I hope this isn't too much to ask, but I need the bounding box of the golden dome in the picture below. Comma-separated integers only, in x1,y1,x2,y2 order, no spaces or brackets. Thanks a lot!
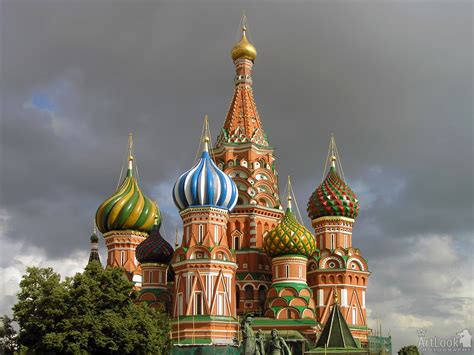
231,26,257,62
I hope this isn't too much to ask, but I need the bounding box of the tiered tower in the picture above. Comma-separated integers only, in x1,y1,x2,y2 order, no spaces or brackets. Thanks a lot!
87,223,102,266
136,211,174,311
212,19,283,315
306,136,370,344
95,134,158,281
263,183,317,321
171,131,239,348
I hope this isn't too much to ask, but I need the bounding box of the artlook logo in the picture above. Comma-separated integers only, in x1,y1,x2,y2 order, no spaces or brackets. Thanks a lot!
417,328,472,352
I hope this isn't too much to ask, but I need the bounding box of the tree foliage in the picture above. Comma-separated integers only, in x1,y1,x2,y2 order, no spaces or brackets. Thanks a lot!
0,314,18,354
398,345,420,355
13,262,171,354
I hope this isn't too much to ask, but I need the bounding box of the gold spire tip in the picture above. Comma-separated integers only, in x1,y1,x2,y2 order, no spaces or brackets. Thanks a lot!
128,132,134,161
203,115,210,150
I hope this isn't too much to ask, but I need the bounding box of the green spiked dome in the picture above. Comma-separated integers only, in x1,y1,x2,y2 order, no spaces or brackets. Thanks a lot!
95,134,159,234
307,153,359,221
264,196,316,258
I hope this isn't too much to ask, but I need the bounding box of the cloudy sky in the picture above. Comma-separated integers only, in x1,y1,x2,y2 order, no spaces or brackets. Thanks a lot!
0,0,472,352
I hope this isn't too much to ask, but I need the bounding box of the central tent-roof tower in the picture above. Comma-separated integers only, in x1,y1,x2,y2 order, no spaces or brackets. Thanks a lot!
211,16,283,315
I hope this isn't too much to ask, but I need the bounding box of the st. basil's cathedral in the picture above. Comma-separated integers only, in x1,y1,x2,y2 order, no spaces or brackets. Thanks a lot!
90,20,374,355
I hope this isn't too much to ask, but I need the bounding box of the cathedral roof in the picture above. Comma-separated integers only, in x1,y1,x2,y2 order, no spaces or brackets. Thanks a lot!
307,136,359,220
95,134,159,234
264,186,316,258
173,120,238,211
316,293,358,349
215,20,268,148
231,25,257,62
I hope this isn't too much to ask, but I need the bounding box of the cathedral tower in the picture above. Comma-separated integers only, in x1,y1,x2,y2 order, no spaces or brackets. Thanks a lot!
171,126,239,347
136,210,174,311
263,180,317,321
95,134,158,281
87,223,102,266
212,18,283,315
306,136,370,345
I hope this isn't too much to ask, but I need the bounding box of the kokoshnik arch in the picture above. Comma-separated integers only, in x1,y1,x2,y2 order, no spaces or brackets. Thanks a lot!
91,19,371,353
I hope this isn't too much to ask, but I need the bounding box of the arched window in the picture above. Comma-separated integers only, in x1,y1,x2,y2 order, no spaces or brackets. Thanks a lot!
245,285,253,301
234,236,240,250
236,288,240,310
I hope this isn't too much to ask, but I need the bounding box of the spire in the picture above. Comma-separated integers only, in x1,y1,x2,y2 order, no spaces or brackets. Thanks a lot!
203,115,210,152
287,176,293,212
88,219,102,266
215,16,267,148
324,134,345,181
154,201,160,226
127,132,134,176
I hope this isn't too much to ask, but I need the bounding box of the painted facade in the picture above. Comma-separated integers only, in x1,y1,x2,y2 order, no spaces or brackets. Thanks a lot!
93,19,372,352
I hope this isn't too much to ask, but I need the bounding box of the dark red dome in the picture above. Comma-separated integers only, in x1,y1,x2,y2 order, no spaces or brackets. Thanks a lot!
136,223,174,264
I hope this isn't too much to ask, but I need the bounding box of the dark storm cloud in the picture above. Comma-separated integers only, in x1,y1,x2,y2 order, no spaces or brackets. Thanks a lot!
1,0,472,351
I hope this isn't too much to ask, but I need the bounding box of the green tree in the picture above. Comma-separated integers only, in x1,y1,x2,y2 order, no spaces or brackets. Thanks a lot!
398,345,420,355
13,262,171,354
0,315,18,354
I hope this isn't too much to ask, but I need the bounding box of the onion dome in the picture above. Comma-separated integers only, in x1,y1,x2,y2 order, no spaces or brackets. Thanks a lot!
172,134,238,211
136,215,173,265
307,155,359,220
90,230,99,243
264,195,317,258
95,134,159,234
231,25,257,62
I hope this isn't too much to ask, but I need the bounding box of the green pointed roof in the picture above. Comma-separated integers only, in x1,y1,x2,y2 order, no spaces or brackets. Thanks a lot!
316,302,358,349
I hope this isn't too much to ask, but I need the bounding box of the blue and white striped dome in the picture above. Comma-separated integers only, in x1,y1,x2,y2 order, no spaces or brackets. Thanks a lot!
172,138,238,211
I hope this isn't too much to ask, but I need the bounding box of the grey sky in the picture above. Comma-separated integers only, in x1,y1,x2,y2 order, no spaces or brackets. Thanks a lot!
1,1,472,352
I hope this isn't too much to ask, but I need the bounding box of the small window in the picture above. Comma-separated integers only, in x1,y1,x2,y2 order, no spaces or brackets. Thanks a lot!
285,265,290,278
352,306,357,324
195,292,203,315
214,225,219,244
198,225,204,243
330,234,335,249
120,250,126,266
